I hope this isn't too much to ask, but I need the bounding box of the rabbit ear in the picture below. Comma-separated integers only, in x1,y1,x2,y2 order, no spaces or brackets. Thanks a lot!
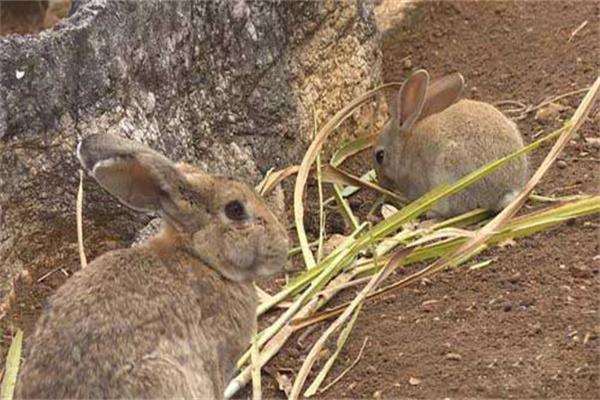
397,69,429,131
419,72,464,121
77,135,202,228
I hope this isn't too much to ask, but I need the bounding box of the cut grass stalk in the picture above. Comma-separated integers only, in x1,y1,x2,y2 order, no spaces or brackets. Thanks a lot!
0,329,23,400
469,259,494,271
250,326,262,400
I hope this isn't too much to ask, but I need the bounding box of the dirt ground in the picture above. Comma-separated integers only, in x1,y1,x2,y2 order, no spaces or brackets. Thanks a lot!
1,1,599,399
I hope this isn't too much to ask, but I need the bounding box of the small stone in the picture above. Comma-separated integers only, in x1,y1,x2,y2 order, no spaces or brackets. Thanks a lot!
403,58,413,69
571,264,592,279
556,160,567,169
15,70,25,80
445,353,462,361
584,137,600,149
145,92,156,115
20,269,33,285
381,204,399,219
373,390,382,400
535,102,568,122
507,272,521,284
409,377,422,386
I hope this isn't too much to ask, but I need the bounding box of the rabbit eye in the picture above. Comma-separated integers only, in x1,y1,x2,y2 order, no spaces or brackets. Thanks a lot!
375,149,385,164
225,200,248,221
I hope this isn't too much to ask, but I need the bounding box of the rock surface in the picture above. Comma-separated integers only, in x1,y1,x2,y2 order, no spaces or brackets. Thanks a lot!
0,0,381,312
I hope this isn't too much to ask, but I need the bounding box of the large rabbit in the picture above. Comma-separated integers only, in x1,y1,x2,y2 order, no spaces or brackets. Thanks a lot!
15,134,289,399
373,69,528,218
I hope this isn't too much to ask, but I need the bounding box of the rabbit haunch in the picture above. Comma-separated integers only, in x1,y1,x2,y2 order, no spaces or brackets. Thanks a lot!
374,69,528,218
15,134,289,399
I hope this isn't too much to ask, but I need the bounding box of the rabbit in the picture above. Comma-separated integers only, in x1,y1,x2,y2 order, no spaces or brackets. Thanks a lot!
15,134,289,399
373,69,528,218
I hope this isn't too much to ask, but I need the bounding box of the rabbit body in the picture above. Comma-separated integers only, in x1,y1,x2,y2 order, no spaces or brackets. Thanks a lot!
17,238,255,399
16,134,288,399
374,71,528,217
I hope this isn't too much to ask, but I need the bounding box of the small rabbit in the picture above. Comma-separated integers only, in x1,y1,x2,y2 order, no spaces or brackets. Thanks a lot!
373,69,528,218
15,134,289,399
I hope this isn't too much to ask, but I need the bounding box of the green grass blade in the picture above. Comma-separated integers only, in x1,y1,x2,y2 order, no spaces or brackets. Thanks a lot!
333,184,360,231
330,134,377,167
0,329,23,400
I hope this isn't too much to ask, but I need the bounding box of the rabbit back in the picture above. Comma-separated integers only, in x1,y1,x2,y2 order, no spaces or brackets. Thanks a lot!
15,243,257,399
398,99,528,216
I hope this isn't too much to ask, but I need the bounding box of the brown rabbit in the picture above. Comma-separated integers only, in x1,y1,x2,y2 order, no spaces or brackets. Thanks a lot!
373,69,528,217
15,134,289,399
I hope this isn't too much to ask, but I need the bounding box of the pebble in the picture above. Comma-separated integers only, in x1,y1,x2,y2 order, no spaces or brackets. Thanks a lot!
556,160,567,169
373,390,382,400
445,353,463,361
535,102,568,122
409,377,422,386
584,137,600,149
20,269,33,285
403,58,413,69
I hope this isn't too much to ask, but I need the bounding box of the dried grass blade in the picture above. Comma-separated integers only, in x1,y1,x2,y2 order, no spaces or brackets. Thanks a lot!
315,107,326,262
77,170,87,269
258,165,300,197
322,165,408,204
303,305,362,397
0,329,23,400
294,83,402,270
320,336,369,394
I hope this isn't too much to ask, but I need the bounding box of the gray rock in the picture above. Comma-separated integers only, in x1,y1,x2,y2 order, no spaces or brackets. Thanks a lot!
0,0,381,313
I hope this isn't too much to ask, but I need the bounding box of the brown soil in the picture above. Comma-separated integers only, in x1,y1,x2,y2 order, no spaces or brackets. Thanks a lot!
1,1,599,399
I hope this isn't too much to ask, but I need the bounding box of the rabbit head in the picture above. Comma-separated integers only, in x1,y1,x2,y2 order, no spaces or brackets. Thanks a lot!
373,69,464,189
77,134,289,282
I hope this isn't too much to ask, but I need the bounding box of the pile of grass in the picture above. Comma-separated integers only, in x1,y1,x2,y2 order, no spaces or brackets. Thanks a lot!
226,75,600,399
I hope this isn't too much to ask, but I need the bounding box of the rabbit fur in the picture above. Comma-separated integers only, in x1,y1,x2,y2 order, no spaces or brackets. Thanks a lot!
15,134,289,399
373,69,528,217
